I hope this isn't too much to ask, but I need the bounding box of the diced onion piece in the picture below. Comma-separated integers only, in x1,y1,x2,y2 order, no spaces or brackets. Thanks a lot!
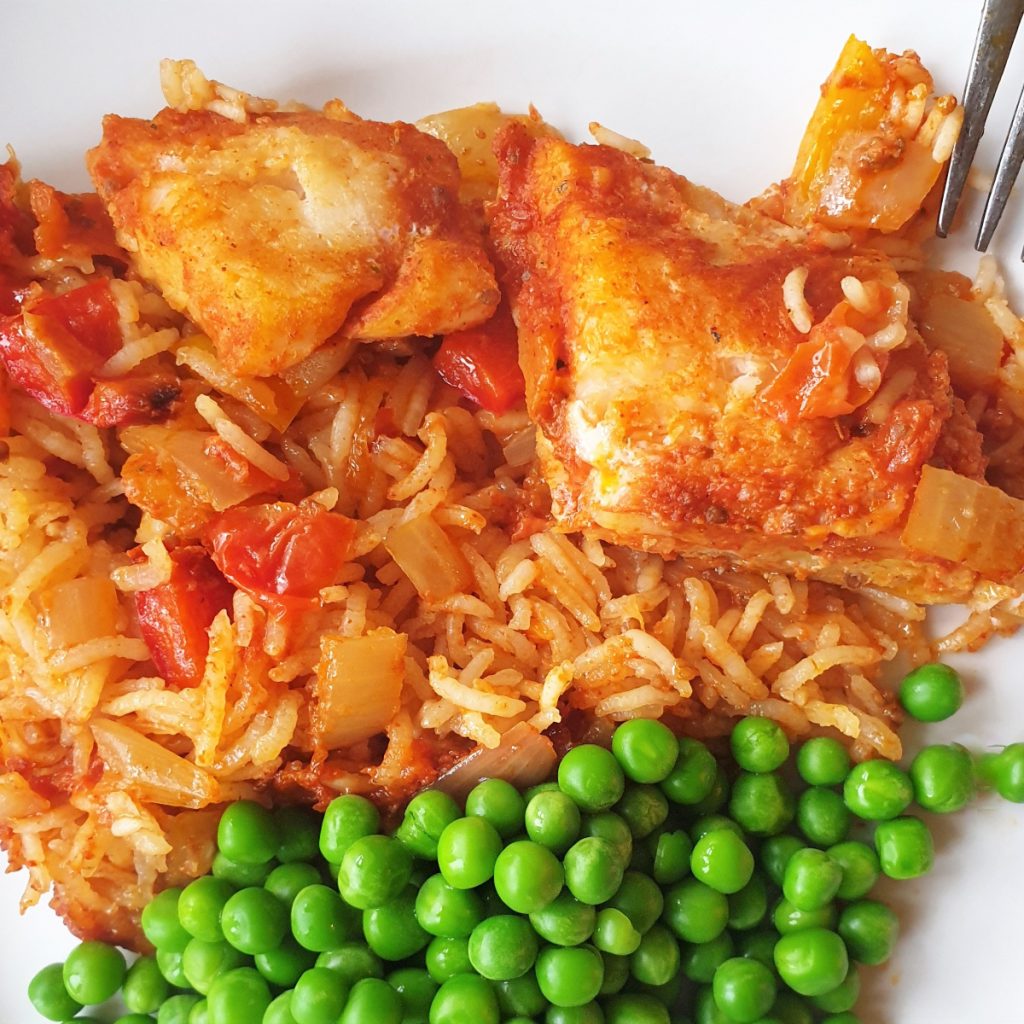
91,718,219,809
385,515,472,603
161,806,221,885
916,292,1003,391
901,465,1024,578
313,628,407,749
37,576,120,648
162,429,268,510
432,721,557,801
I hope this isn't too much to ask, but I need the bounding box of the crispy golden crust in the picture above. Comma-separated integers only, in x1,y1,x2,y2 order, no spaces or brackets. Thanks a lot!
87,109,498,377
489,126,983,601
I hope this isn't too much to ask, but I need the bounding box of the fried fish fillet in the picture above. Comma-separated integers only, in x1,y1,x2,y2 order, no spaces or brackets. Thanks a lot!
489,125,1024,602
87,108,498,377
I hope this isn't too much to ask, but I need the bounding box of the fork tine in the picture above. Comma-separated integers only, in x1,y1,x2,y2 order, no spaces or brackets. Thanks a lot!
977,83,1024,250
937,0,1024,238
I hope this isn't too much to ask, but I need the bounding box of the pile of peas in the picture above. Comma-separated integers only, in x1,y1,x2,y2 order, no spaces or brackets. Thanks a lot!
25,661,1024,1024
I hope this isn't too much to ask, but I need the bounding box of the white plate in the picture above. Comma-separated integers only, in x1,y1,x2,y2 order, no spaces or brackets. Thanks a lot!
2,1,1023,1020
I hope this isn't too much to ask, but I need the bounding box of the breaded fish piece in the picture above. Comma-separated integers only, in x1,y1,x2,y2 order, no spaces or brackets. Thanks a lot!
489,125,1023,602
87,108,498,377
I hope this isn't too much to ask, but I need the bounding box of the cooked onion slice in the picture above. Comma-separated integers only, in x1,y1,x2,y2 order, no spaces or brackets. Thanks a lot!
432,721,557,801
901,466,1024,578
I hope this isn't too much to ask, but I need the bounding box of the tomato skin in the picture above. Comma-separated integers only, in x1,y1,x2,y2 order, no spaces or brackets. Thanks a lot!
433,303,525,413
82,374,182,427
135,547,235,689
207,501,357,605
0,279,122,417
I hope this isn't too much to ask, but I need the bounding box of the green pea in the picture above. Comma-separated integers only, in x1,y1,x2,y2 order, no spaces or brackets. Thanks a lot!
795,787,851,847
663,877,729,944
265,863,323,906
593,908,642,955
606,872,664,935
772,991,816,1024
466,778,526,838
275,805,321,863
212,853,273,888
682,931,735,983
736,928,777,971
142,888,191,952
395,790,461,860
425,936,473,983
599,953,631,996
529,891,597,946
558,744,625,812
910,744,975,813
429,974,499,1024
437,817,502,889
340,977,403,1024
782,848,842,912
525,790,582,854
580,812,633,867
155,949,188,988
524,781,561,802
254,938,316,987
263,992,300,1024
316,942,384,984
842,760,912,821
339,835,412,910
811,963,860,1014
123,955,170,1015
206,967,271,1024
221,886,288,954
731,717,790,774
978,743,1024,802
837,899,899,965
536,945,604,1006
27,963,82,1022
495,973,546,1018
691,763,731,815
179,876,236,942
292,884,359,952
760,835,806,887
630,924,679,986
468,915,538,980
712,956,777,1024
772,896,837,935
158,994,201,1024
691,828,755,895
415,873,485,937
363,886,430,960
291,967,349,1024
898,663,963,722
796,737,852,787
388,967,438,1024
650,829,692,885
660,738,718,806
827,841,880,901
773,928,848,997
494,840,564,913
729,772,795,836
546,1003,606,1024
319,795,380,865
690,814,744,843
615,785,669,839
612,718,679,783
181,938,246,994
604,993,671,1024
563,837,624,905
727,873,768,930
874,816,933,879
62,937,126,1003
217,801,279,865
629,972,682,1008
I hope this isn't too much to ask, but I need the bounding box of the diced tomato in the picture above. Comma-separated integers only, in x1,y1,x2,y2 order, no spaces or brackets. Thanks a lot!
206,501,358,606
134,547,235,689
0,157,34,263
433,302,526,413
30,278,122,359
28,182,124,263
83,374,182,427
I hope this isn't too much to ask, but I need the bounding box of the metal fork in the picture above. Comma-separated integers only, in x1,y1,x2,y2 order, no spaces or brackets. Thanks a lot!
937,0,1024,251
